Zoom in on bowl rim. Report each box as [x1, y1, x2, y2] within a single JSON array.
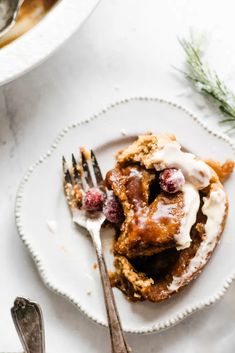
[[15, 97, 235, 335], [0, 0, 100, 86]]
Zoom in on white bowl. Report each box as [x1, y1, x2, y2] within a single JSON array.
[[0, 0, 100, 85]]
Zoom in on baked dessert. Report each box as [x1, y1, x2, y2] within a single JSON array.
[[106, 133, 234, 302]]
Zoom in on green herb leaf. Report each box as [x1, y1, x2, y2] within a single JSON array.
[[179, 37, 235, 131]]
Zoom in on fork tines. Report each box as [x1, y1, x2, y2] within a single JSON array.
[[62, 156, 72, 184], [81, 149, 93, 188], [72, 153, 82, 186], [91, 150, 104, 190], [63, 148, 105, 207]]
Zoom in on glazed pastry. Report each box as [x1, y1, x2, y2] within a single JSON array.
[[106, 133, 234, 302]]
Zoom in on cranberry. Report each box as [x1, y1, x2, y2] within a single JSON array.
[[83, 188, 104, 211], [103, 194, 124, 223], [159, 168, 185, 194]]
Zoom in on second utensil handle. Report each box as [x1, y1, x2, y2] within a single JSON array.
[[11, 297, 45, 353], [96, 249, 130, 353]]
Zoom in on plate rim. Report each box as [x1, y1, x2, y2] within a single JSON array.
[[15, 96, 235, 334]]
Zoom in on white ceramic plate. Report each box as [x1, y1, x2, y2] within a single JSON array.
[[16, 98, 235, 334], [0, 0, 100, 85]]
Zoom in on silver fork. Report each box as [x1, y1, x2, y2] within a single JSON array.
[[63, 149, 130, 353]]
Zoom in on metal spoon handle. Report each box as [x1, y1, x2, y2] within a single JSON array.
[[11, 297, 45, 353]]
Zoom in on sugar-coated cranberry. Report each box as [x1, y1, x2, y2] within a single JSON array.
[[159, 168, 185, 194], [83, 188, 104, 211], [103, 194, 124, 223]]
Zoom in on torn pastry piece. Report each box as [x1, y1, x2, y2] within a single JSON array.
[[106, 165, 187, 257], [106, 133, 233, 302], [205, 159, 235, 182]]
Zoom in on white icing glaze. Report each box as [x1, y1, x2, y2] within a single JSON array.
[[175, 183, 200, 250], [168, 187, 226, 292], [151, 141, 212, 189]]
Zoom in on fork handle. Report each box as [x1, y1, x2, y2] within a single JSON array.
[[95, 248, 130, 353]]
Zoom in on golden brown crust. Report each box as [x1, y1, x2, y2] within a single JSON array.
[[205, 159, 234, 182], [116, 133, 176, 169]]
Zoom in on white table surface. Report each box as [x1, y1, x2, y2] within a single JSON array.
[[1, 0, 235, 352]]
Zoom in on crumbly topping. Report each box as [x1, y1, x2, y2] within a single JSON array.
[[117, 133, 176, 168]]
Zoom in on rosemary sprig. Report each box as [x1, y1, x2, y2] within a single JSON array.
[[179, 37, 235, 131]]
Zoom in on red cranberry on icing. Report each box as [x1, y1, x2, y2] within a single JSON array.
[[84, 188, 104, 211], [159, 168, 185, 194], [103, 194, 124, 223]]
